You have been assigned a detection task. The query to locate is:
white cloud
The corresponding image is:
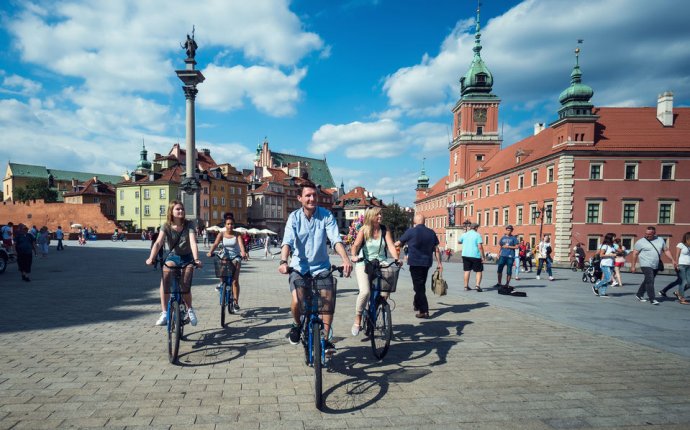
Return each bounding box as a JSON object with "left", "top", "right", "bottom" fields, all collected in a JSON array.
[
  {"left": 0, "top": 74, "right": 42, "bottom": 96},
  {"left": 199, "top": 64, "right": 306, "bottom": 117},
  {"left": 309, "top": 119, "right": 401, "bottom": 156}
]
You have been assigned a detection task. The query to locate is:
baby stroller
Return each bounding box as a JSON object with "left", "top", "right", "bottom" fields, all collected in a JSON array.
[{"left": 582, "top": 255, "right": 602, "bottom": 283}]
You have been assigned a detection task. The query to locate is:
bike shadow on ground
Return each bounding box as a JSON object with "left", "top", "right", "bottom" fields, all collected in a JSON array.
[
  {"left": 322, "top": 302, "right": 482, "bottom": 413},
  {"left": 177, "top": 306, "right": 292, "bottom": 367}
]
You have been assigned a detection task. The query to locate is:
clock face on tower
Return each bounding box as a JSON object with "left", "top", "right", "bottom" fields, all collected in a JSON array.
[{"left": 473, "top": 108, "right": 487, "bottom": 123}]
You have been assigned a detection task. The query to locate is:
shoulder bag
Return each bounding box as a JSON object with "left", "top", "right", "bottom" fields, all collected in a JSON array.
[{"left": 646, "top": 238, "right": 664, "bottom": 272}]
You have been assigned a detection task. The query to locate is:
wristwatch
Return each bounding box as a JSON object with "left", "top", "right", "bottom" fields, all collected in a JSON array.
[{"left": 279, "top": 260, "right": 288, "bottom": 265}]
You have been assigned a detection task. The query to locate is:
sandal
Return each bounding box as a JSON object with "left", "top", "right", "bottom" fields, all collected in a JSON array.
[
  {"left": 464, "top": 286, "right": 471, "bottom": 291},
  {"left": 475, "top": 286, "right": 483, "bottom": 292}
]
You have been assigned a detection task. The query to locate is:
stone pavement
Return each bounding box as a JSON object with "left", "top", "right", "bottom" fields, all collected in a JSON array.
[{"left": 1, "top": 240, "right": 690, "bottom": 429}]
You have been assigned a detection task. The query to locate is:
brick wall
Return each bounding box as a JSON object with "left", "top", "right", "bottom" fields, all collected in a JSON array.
[{"left": 0, "top": 199, "right": 118, "bottom": 233}]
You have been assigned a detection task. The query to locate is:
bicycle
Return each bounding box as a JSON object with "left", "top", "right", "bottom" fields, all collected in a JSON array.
[
  {"left": 161, "top": 259, "right": 196, "bottom": 364},
  {"left": 214, "top": 256, "right": 237, "bottom": 327},
  {"left": 288, "top": 265, "right": 343, "bottom": 411},
  {"left": 359, "top": 258, "right": 400, "bottom": 360},
  {"left": 111, "top": 233, "right": 127, "bottom": 242}
]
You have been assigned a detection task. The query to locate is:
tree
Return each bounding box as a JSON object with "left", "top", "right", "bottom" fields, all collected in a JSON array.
[
  {"left": 14, "top": 178, "right": 58, "bottom": 203},
  {"left": 382, "top": 203, "right": 413, "bottom": 240}
]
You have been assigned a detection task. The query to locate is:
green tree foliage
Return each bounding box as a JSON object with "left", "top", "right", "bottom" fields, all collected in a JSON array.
[
  {"left": 382, "top": 203, "right": 413, "bottom": 240},
  {"left": 14, "top": 178, "right": 58, "bottom": 203}
]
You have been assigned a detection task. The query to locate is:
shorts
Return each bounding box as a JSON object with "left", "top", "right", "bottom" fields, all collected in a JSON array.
[
  {"left": 614, "top": 261, "right": 624, "bottom": 268},
  {"left": 165, "top": 253, "right": 194, "bottom": 266},
  {"left": 288, "top": 271, "right": 334, "bottom": 293},
  {"left": 497, "top": 256, "right": 515, "bottom": 276},
  {"left": 462, "top": 256, "right": 483, "bottom": 272}
]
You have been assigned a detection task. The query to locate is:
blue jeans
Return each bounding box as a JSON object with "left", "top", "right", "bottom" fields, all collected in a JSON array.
[
  {"left": 497, "top": 256, "right": 514, "bottom": 276},
  {"left": 679, "top": 265, "right": 690, "bottom": 298},
  {"left": 536, "top": 258, "right": 552, "bottom": 277},
  {"left": 595, "top": 265, "right": 612, "bottom": 295}
]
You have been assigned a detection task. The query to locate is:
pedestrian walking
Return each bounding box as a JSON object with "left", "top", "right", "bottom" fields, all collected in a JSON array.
[
  {"left": 37, "top": 226, "right": 50, "bottom": 257},
  {"left": 592, "top": 233, "right": 616, "bottom": 297},
  {"left": 513, "top": 247, "right": 521, "bottom": 280},
  {"left": 14, "top": 224, "right": 37, "bottom": 282},
  {"left": 395, "top": 214, "right": 443, "bottom": 319},
  {"left": 612, "top": 238, "right": 626, "bottom": 287},
  {"left": 458, "top": 222, "right": 484, "bottom": 292},
  {"left": 536, "top": 235, "right": 554, "bottom": 281},
  {"left": 496, "top": 225, "right": 519, "bottom": 288},
  {"left": 55, "top": 226, "right": 64, "bottom": 251},
  {"left": 659, "top": 232, "right": 690, "bottom": 304},
  {"left": 630, "top": 226, "right": 677, "bottom": 305}
]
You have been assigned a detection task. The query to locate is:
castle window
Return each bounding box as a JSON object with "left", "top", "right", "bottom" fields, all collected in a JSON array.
[
  {"left": 476, "top": 154, "right": 484, "bottom": 161},
  {"left": 476, "top": 126, "right": 483, "bottom": 136}
]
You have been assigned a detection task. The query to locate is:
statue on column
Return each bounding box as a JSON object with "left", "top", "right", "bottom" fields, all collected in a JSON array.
[{"left": 181, "top": 27, "right": 198, "bottom": 60}]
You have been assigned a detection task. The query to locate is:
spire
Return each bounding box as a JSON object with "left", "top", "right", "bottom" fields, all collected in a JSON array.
[
  {"left": 136, "top": 140, "right": 152, "bottom": 171},
  {"left": 460, "top": 0, "right": 495, "bottom": 98},
  {"left": 416, "top": 158, "right": 430, "bottom": 190},
  {"left": 557, "top": 41, "right": 594, "bottom": 120}
]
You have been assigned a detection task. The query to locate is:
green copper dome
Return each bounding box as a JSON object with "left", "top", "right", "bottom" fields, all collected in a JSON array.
[
  {"left": 557, "top": 48, "right": 595, "bottom": 120},
  {"left": 416, "top": 161, "right": 429, "bottom": 189},
  {"left": 137, "top": 143, "right": 152, "bottom": 170}
]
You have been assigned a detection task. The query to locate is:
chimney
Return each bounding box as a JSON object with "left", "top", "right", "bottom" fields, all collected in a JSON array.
[
  {"left": 534, "top": 122, "right": 545, "bottom": 135},
  {"left": 657, "top": 91, "right": 674, "bottom": 127}
]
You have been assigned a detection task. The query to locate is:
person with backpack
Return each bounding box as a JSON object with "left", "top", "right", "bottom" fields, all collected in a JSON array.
[
  {"left": 349, "top": 207, "right": 400, "bottom": 335},
  {"left": 536, "top": 235, "right": 554, "bottom": 281},
  {"left": 630, "top": 226, "right": 676, "bottom": 305}
]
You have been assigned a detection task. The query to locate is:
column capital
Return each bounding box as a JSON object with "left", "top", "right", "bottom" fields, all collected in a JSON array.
[{"left": 182, "top": 85, "right": 198, "bottom": 100}]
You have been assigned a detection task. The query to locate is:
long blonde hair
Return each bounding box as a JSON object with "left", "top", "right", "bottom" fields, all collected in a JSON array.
[
  {"left": 360, "top": 207, "right": 382, "bottom": 241},
  {"left": 166, "top": 200, "right": 185, "bottom": 225}
]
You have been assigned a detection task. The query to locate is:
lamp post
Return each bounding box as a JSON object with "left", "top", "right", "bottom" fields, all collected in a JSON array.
[{"left": 537, "top": 204, "right": 552, "bottom": 240}]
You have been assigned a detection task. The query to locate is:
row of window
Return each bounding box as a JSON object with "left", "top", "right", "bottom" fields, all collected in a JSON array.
[
  {"left": 586, "top": 201, "right": 675, "bottom": 224},
  {"left": 120, "top": 205, "right": 167, "bottom": 217},
  {"left": 589, "top": 162, "right": 675, "bottom": 180},
  {"left": 464, "top": 203, "right": 554, "bottom": 227}
]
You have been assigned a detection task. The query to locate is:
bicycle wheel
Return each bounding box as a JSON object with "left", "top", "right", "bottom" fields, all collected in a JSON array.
[
  {"left": 370, "top": 299, "right": 392, "bottom": 360},
  {"left": 220, "top": 281, "right": 227, "bottom": 327},
  {"left": 168, "top": 300, "right": 181, "bottom": 363},
  {"left": 571, "top": 261, "right": 578, "bottom": 272},
  {"left": 312, "top": 320, "right": 323, "bottom": 410}
]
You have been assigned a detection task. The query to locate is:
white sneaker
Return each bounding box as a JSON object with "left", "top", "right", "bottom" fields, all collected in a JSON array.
[
  {"left": 351, "top": 324, "right": 360, "bottom": 336},
  {"left": 549, "top": 276, "right": 554, "bottom": 281},
  {"left": 536, "top": 275, "right": 541, "bottom": 280},
  {"left": 155, "top": 311, "right": 167, "bottom": 326},
  {"left": 188, "top": 307, "right": 198, "bottom": 326},
  {"left": 611, "top": 281, "right": 619, "bottom": 287}
]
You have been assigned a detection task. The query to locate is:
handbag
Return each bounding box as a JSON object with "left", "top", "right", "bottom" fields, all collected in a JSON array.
[
  {"left": 646, "top": 238, "right": 664, "bottom": 272},
  {"left": 431, "top": 269, "right": 448, "bottom": 296}
]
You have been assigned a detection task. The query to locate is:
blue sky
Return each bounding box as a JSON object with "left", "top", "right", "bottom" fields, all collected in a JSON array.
[{"left": 2, "top": 0, "right": 690, "bottom": 206}]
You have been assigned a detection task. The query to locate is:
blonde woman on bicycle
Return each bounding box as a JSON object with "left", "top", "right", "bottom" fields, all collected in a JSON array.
[{"left": 349, "top": 207, "right": 400, "bottom": 336}]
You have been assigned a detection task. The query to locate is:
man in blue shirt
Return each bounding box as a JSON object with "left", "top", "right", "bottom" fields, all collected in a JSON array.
[
  {"left": 459, "top": 223, "right": 485, "bottom": 291},
  {"left": 279, "top": 180, "right": 352, "bottom": 353},
  {"left": 395, "top": 214, "right": 442, "bottom": 319},
  {"left": 497, "top": 225, "right": 519, "bottom": 287}
]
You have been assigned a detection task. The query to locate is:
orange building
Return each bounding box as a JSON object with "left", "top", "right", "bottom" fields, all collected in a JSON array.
[{"left": 415, "top": 17, "right": 690, "bottom": 263}]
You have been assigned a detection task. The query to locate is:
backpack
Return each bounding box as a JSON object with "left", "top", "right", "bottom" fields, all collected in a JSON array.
[{"left": 431, "top": 268, "right": 448, "bottom": 296}]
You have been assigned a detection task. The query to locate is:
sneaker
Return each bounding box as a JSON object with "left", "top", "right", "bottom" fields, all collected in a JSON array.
[
  {"left": 215, "top": 283, "right": 222, "bottom": 291},
  {"left": 548, "top": 276, "right": 554, "bottom": 281},
  {"left": 611, "top": 281, "right": 619, "bottom": 287},
  {"left": 658, "top": 290, "right": 668, "bottom": 298},
  {"left": 636, "top": 295, "right": 648, "bottom": 302},
  {"left": 351, "top": 324, "right": 361, "bottom": 336},
  {"left": 187, "top": 308, "right": 198, "bottom": 326},
  {"left": 324, "top": 340, "right": 337, "bottom": 354},
  {"left": 155, "top": 311, "right": 167, "bottom": 326},
  {"left": 514, "top": 276, "right": 520, "bottom": 280},
  {"left": 599, "top": 294, "right": 610, "bottom": 298},
  {"left": 651, "top": 300, "right": 660, "bottom": 305},
  {"left": 536, "top": 275, "right": 541, "bottom": 280},
  {"left": 592, "top": 285, "right": 599, "bottom": 296},
  {"left": 289, "top": 323, "right": 301, "bottom": 345}
]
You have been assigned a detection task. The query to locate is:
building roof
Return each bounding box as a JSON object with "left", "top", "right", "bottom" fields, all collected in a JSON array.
[
  {"left": 334, "top": 186, "right": 385, "bottom": 208},
  {"left": 63, "top": 178, "right": 115, "bottom": 197},
  {"left": 270, "top": 152, "right": 335, "bottom": 188},
  {"left": 118, "top": 165, "right": 183, "bottom": 186},
  {"left": 7, "top": 163, "right": 123, "bottom": 184}
]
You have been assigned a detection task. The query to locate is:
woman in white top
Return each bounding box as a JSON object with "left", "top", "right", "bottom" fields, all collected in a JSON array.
[
  {"left": 593, "top": 233, "right": 617, "bottom": 297},
  {"left": 673, "top": 232, "right": 690, "bottom": 304},
  {"left": 349, "top": 207, "right": 400, "bottom": 336},
  {"left": 207, "top": 216, "right": 248, "bottom": 312}
]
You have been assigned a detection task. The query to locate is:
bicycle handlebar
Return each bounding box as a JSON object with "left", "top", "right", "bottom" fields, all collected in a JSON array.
[
  {"left": 357, "top": 257, "right": 402, "bottom": 268},
  {"left": 161, "top": 259, "right": 198, "bottom": 269},
  {"left": 287, "top": 265, "right": 344, "bottom": 278}
]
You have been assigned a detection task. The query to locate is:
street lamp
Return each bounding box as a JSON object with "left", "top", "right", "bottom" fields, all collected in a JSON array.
[{"left": 537, "top": 204, "right": 552, "bottom": 240}]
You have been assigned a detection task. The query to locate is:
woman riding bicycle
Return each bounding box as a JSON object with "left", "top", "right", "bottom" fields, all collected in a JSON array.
[
  {"left": 207, "top": 214, "right": 248, "bottom": 312},
  {"left": 349, "top": 207, "right": 401, "bottom": 336},
  {"left": 146, "top": 200, "right": 203, "bottom": 326}
]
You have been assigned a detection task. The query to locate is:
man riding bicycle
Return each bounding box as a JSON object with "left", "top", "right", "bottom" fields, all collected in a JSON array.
[{"left": 278, "top": 178, "right": 352, "bottom": 354}]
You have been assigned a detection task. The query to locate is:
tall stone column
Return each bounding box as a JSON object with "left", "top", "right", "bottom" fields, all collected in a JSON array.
[{"left": 176, "top": 31, "right": 205, "bottom": 222}]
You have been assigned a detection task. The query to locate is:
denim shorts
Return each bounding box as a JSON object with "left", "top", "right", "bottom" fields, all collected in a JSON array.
[
  {"left": 497, "top": 256, "right": 515, "bottom": 276},
  {"left": 165, "top": 253, "right": 194, "bottom": 266}
]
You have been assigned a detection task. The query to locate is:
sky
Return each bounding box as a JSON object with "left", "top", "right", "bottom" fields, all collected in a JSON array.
[{"left": 1, "top": 0, "right": 690, "bottom": 207}]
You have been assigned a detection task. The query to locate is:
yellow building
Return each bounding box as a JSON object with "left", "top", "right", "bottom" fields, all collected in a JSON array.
[{"left": 116, "top": 165, "right": 182, "bottom": 231}]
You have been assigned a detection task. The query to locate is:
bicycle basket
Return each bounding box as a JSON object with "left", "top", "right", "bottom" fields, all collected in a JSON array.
[
  {"left": 162, "top": 267, "right": 192, "bottom": 294},
  {"left": 293, "top": 274, "right": 337, "bottom": 315},
  {"left": 213, "top": 258, "right": 236, "bottom": 278},
  {"left": 377, "top": 264, "right": 400, "bottom": 293}
]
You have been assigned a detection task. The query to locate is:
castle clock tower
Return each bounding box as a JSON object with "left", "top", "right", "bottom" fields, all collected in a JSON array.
[{"left": 448, "top": 3, "right": 501, "bottom": 186}]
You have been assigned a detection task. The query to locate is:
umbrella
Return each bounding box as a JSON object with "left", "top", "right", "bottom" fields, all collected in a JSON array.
[
  {"left": 246, "top": 228, "right": 261, "bottom": 235},
  {"left": 206, "top": 226, "right": 222, "bottom": 232},
  {"left": 233, "top": 227, "right": 248, "bottom": 234},
  {"left": 259, "top": 229, "right": 277, "bottom": 235},
  {"left": 70, "top": 223, "right": 82, "bottom": 229}
]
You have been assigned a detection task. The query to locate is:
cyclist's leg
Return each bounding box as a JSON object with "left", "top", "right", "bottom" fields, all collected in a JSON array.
[
  {"left": 181, "top": 264, "right": 194, "bottom": 308},
  {"left": 353, "top": 264, "right": 369, "bottom": 327},
  {"left": 232, "top": 259, "right": 241, "bottom": 304},
  {"left": 290, "top": 288, "right": 301, "bottom": 325}
]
